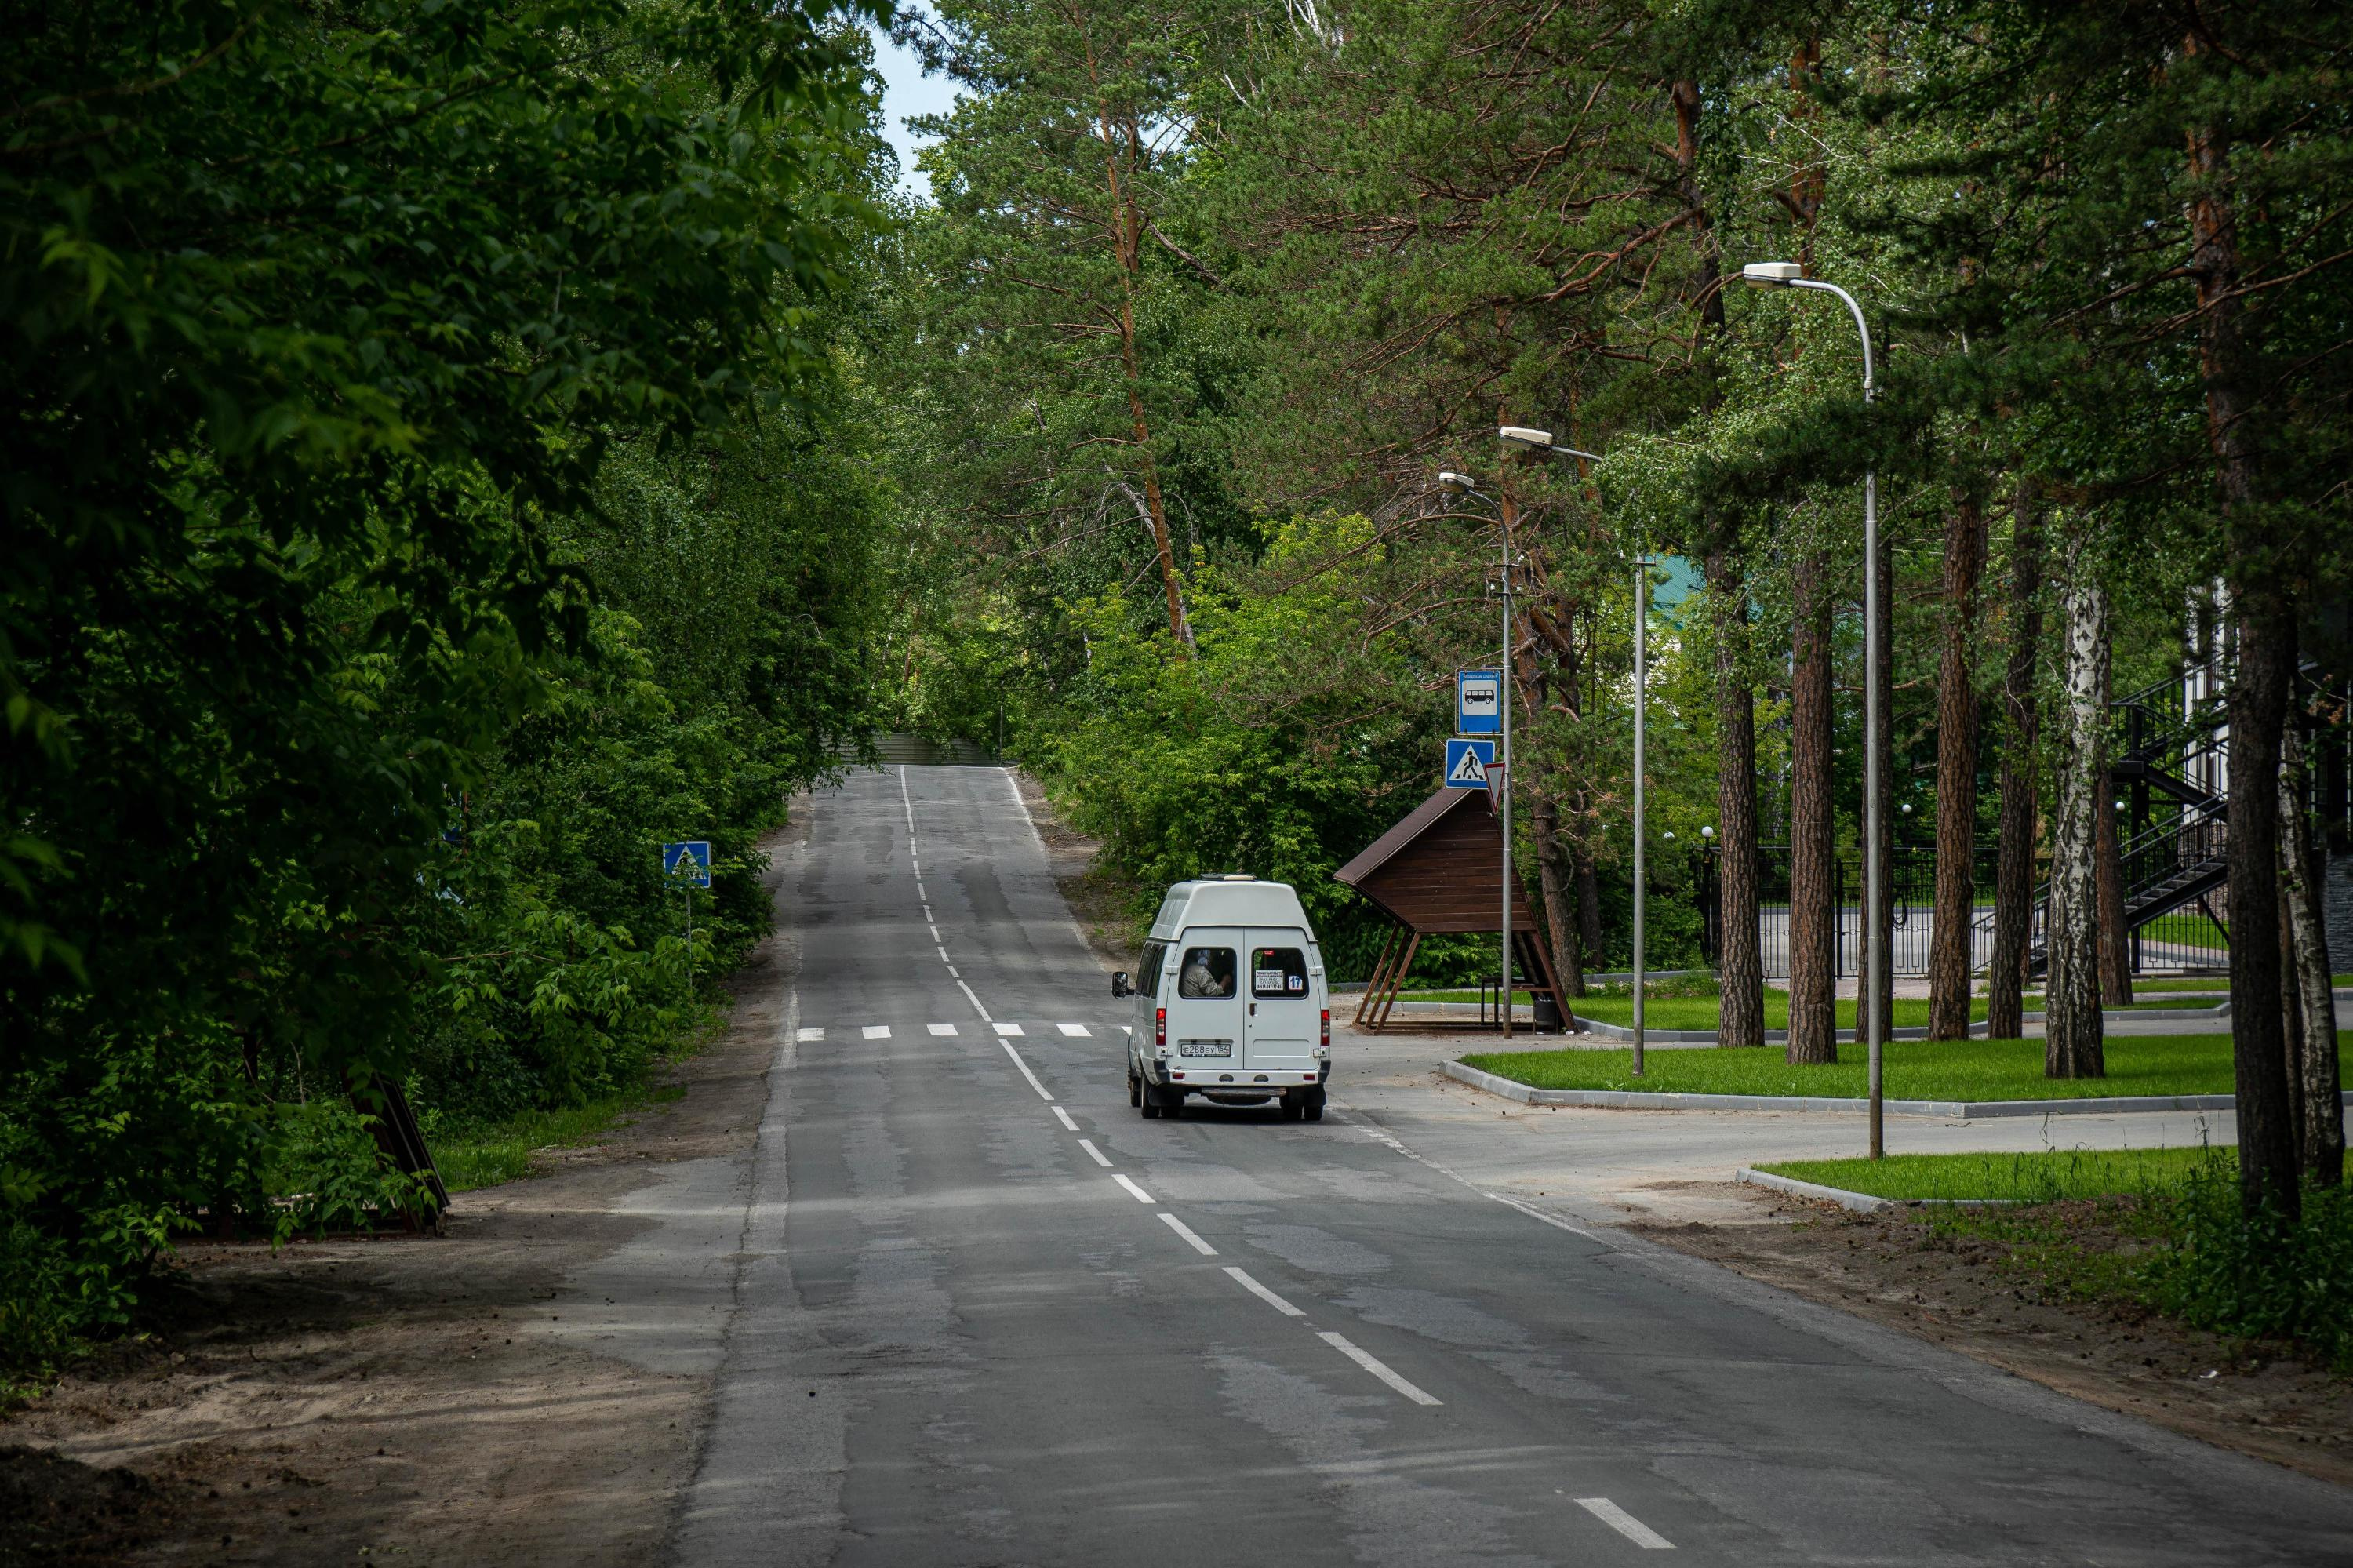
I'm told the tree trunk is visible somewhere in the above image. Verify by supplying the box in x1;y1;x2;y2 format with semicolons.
1675;80;1761;1050
2095;761;2133;1003
2045;527;2106;1079
2280;722;2346;1187
1987;481;2044;1040
1788;549;1837;1064
1531;792;1587;1000
1707;549;1765;1046
1575;853;1604;975
1928;496;1985;1038
2187;51;2300;1220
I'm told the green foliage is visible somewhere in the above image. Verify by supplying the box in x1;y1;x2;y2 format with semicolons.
1;0;893;1382
2140;1161;2353;1371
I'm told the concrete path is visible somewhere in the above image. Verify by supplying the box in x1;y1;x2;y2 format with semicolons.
657;765;2353;1565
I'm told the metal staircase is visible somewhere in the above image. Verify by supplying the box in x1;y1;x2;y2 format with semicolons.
1980;666;2235;977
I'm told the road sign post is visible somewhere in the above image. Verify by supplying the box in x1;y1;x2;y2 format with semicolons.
662;840;713;979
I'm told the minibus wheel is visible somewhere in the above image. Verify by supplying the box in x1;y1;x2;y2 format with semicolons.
1302;1089;1326;1122
1129;1071;1142;1107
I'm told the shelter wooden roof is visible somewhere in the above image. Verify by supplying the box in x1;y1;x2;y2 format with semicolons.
1333;786;1540;935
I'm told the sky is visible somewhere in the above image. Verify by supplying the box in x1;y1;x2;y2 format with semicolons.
867;21;954;202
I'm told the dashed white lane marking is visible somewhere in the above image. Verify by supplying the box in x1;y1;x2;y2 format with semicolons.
1318;1332;1442;1406
956;979;992;1024
1120;1025;1133;1035
1158;1213;1217;1256
1000;1040;1053;1102
1051;1104;1078;1132
994;1021;1024;1037
898;766;917;833
1575;1498;1673;1550
936;945;951;962
1113;1173;1155;1205
1077;1138;1113;1168
1223;1267;1304;1317
798;1028;824;1042
947;966;961;978
929;1023;958;1037
1057;1023;1091;1037
928;924;940;940
861;1024;890;1040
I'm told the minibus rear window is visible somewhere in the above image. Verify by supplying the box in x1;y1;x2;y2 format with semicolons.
1251;948;1309;999
1177;948;1237;999
1137;941;1166;998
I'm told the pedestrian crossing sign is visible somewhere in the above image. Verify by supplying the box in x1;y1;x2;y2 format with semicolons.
662;839;713;887
1444;738;1496;790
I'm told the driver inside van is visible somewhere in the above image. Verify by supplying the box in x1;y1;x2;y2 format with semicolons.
1178;947;1237;999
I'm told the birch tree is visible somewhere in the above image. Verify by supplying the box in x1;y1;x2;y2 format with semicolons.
2044;524;2107;1079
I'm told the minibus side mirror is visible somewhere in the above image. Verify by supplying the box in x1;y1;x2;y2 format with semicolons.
1111;972;1132;998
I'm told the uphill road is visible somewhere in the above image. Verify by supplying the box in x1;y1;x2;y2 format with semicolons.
664;764;2353;1566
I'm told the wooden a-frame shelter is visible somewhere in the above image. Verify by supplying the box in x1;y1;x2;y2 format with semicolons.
1334;785;1566;1031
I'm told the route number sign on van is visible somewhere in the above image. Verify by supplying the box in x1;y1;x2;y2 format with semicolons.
1456;668;1503;733
1443;738;1496;789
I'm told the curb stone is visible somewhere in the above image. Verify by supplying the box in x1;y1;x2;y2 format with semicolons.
1733;1167;2020;1214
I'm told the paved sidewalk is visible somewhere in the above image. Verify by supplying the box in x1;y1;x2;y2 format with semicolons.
1329;1022;2278;1229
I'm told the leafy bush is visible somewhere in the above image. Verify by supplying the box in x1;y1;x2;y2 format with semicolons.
2138;1155;2353;1370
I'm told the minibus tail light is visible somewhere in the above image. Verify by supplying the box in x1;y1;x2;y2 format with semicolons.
1155;1007;1167;1049
1320;1009;1330;1049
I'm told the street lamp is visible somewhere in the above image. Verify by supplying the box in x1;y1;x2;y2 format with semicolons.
1744;259;1886;1157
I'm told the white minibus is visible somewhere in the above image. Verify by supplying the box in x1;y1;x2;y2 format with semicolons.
1112;876;1331;1121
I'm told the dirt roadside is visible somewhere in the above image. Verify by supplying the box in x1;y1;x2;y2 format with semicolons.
1013;769;1131;973
1;818;805;1567
1632;1184;2353;1490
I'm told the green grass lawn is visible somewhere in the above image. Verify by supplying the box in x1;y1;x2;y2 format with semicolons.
2021;975;2350;999
1457;1031;2315;1101
2135;911;2231;950
431;1083;686;1192
1757;1145;2224;1202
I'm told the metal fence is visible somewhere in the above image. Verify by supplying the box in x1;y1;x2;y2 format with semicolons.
1699;844;2230;980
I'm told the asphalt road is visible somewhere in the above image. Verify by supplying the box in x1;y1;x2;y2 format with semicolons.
667;765;2353;1566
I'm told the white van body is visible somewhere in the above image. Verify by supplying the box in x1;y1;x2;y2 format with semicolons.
1118;877;1331;1122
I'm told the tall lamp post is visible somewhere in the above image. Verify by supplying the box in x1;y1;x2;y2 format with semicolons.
1742;260;1885;1157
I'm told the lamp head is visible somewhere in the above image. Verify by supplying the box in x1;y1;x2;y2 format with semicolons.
1497;425;1555;452
1701;825;1716;839
1743;260;1803;287
1436;471;1478;493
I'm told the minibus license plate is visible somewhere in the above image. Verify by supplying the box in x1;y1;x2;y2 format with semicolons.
1177;1039;1232;1057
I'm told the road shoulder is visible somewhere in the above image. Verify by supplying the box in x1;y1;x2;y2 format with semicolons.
0;822;802;1566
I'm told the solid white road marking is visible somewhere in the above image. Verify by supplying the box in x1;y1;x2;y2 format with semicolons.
1318;1332;1442;1406
1057;1023;1090;1037
861;1024;890;1040
1120;1025;1133;1035
1077;1138;1113;1167
1574;1498;1673;1550
1113;1173;1155;1205
898;766;917;833
928;1023;958;1037
994;1021;1024;1036
798;1027;824;1042
1158;1213;1217;1256
1051;1104;1078;1132
956;979;992;1023
1000;1041;1053;1102
1223;1267;1305;1318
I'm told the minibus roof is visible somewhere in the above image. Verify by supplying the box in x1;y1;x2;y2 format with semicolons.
1148;879;1315;942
